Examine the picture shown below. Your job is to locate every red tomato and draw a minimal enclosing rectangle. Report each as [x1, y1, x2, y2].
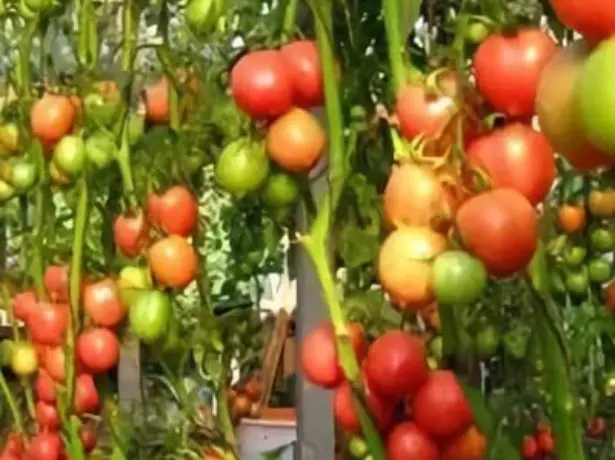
[348, 322, 368, 363]
[473, 28, 557, 118]
[466, 124, 556, 205]
[36, 401, 61, 430]
[75, 374, 100, 414]
[114, 211, 149, 258]
[28, 302, 70, 347]
[0, 454, 20, 460]
[3, 433, 25, 457]
[77, 328, 120, 374]
[12, 290, 37, 323]
[412, 370, 474, 439]
[536, 426, 554, 454]
[442, 425, 487, 460]
[455, 188, 538, 277]
[43, 265, 69, 303]
[144, 77, 170, 124]
[364, 330, 428, 400]
[35, 370, 57, 403]
[386, 422, 439, 460]
[587, 416, 606, 438]
[521, 435, 539, 458]
[79, 423, 97, 454]
[83, 278, 126, 327]
[150, 185, 199, 236]
[30, 93, 76, 145]
[550, 0, 615, 43]
[279, 40, 324, 108]
[148, 235, 197, 288]
[230, 50, 293, 119]
[333, 379, 394, 433]
[43, 346, 66, 383]
[27, 432, 63, 460]
[146, 193, 162, 224]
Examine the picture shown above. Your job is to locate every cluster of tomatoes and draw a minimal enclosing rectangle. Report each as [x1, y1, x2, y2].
[521, 425, 555, 460]
[214, 40, 326, 205]
[300, 323, 485, 459]
[227, 373, 263, 423]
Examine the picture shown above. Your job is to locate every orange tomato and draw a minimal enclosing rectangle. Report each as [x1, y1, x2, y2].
[266, 108, 325, 173]
[30, 93, 76, 144]
[144, 77, 170, 124]
[148, 235, 197, 288]
[557, 204, 586, 233]
[442, 425, 487, 460]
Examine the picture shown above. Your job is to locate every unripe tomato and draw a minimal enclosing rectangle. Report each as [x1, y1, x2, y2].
[0, 122, 20, 155]
[148, 235, 197, 288]
[590, 226, 615, 252]
[84, 278, 127, 327]
[9, 159, 37, 193]
[118, 265, 152, 307]
[52, 135, 86, 177]
[83, 81, 122, 128]
[129, 290, 171, 344]
[0, 179, 14, 202]
[588, 258, 612, 284]
[30, 93, 76, 144]
[185, 0, 221, 35]
[215, 138, 270, 198]
[11, 342, 38, 376]
[85, 129, 117, 170]
[261, 172, 300, 208]
[475, 325, 500, 359]
[432, 250, 487, 306]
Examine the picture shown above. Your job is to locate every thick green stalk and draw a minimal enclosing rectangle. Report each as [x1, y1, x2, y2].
[382, 0, 407, 91]
[31, 144, 48, 299]
[0, 372, 24, 433]
[282, 0, 300, 38]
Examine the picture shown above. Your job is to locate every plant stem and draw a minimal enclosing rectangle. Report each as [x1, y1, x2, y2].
[382, 0, 407, 92]
[217, 354, 238, 457]
[282, 0, 300, 39]
[31, 143, 48, 299]
[0, 371, 24, 433]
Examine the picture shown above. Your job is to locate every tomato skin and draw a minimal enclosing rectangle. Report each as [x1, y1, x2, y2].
[36, 400, 61, 430]
[364, 330, 428, 399]
[4, 433, 25, 457]
[557, 205, 586, 233]
[412, 370, 474, 439]
[44, 265, 70, 303]
[473, 28, 557, 118]
[521, 435, 539, 458]
[230, 50, 293, 119]
[550, 0, 615, 42]
[378, 227, 448, 310]
[590, 226, 615, 252]
[30, 93, 76, 144]
[113, 211, 149, 257]
[28, 302, 69, 346]
[144, 77, 170, 124]
[442, 425, 486, 460]
[79, 423, 98, 454]
[85, 129, 117, 170]
[475, 325, 500, 359]
[261, 172, 300, 207]
[27, 432, 63, 460]
[386, 422, 439, 460]
[43, 346, 67, 382]
[77, 328, 120, 374]
[432, 250, 487, 306]
[536, 428, 554, 454]
[215, 138, 270, 198]
[129, 290, 171, 344]
[10, 159, 38, 192]
[280, 40, 324, 108]
[456, 188, 538, 277]
[75, 373, 100, 414]
[587, 416, 606, 438]
[0, 122, 20, 155]
[117, 265, 152, 307]
[150, 185, 198, 237]
[52, 135, 86, 177]
[333, 380, 393, 433]
[467, 124, 555, 206]
[83, 278, 126, 327]
[300, 322, 343, 389]
[11, 342, 38, 376]
[266, 108, 325, 173]
[12, 290, 37, 323]
[588, 259, 611, 284]
[148, 235, 198, 288]
[35, 370, 56, 403]
[577, 38, 615, 154]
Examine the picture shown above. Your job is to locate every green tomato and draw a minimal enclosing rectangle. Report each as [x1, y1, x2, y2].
[589, 226, 615, 252]
[18, 0, 38, 19]
[0, 122, 20, 155]
[0, 179, 14, 202]
[84, 92, 122, 128]
[604, 371, 615, 397]
[53, 135, 86, 177]
[85, 130, 117, 170]
[0, 339, 14, 368]
[563, 244, 587, 266]
[118, 266, 152, 307]
[128, 113, 145, 146]
[432, 250, 487, 305]
[215, 138, 270, 198]
[588, 258, 612, 284]
[550, 270, 567, 296]
[576, 38, 615, 154]
[181, 149, 206, 175]
[185, 0, 221, 36]
[565, 267, 590, 296]
[9, 159, 37, 193]
[348, 437, 368, 458]
[466, 22, 490, 44]
[475, 325, 500, 359]
[502, 324, 530, 360]
[261, 172, 300, 208]
[129, 290, 171, 344]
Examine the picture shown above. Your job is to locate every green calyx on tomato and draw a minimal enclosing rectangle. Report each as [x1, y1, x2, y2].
[261, 172, 300, 208]
[185, 0, 222, 36]
[129, 289, 171, 344]
[0, 179, 14, 202]
[563, 244, 587, 267]
[589, 226, 615, 252]
[432, 250, 487, 306]
[475, 325, 500, 359]
[84, 91, 122, 128]
[588, 258, 612, 284]
[53, 135, 86, 177]
[565, 267, 590, 297]
[215, 138, 270, 198]
[85, 129, 117, 170]
[118, 266, 152, 307]
[9, 159, 37, 193]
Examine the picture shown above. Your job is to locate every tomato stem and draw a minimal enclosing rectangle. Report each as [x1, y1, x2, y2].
[0, 371, 24, 433]
[31, 143, 48, 299]
[382, 0, 409, 92]
[281, 0, 300, 39]
[217, 357, 239, 458]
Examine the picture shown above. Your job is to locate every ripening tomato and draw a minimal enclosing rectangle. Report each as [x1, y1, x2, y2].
[456, 189, 538, 277]
[521, 435, 539, 458]
[386, 422, 439, 460]
[75, 374, 100, 414]
[466, 124, 556, 206]
[30, 93, 76, 144]
[43, 346, 66, 382]
[536, 41, 614, 171]
[52, 135, 86, 177]
[442, 425, 486, 460]
[557, 205, 586, 233]
[27, 432, 63, 460]
[114, 211, 149, 257]
[148, 235, 197, 288]
[80, 423, 98, 454]
[280, 40, 324, 108]
[378, 227, 448, 310]
[83, 278, 126, 327]
[266, 108, 325, 173]
[77, 328, 120, 374]
[35, 370, 56, 403]
[230, 50, 293, 119]
[334, 379, 394, 433]
[149, 185, 198, 236]
[11, 342, 38, 376]
[412, 370, 474, 439]
[144, 77, 170, 124]
[473, 28, 557, 118]
[44, 265, 69, 303]
[28, 302, 69, 346]
[36, 401, 61, 430]
[364, 330, 428, 399]
[12, 290, 37, 323]
[550, 0, 615, 43]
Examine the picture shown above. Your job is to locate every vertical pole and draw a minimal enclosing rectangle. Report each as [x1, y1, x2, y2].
[118, 334, 142, 409]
